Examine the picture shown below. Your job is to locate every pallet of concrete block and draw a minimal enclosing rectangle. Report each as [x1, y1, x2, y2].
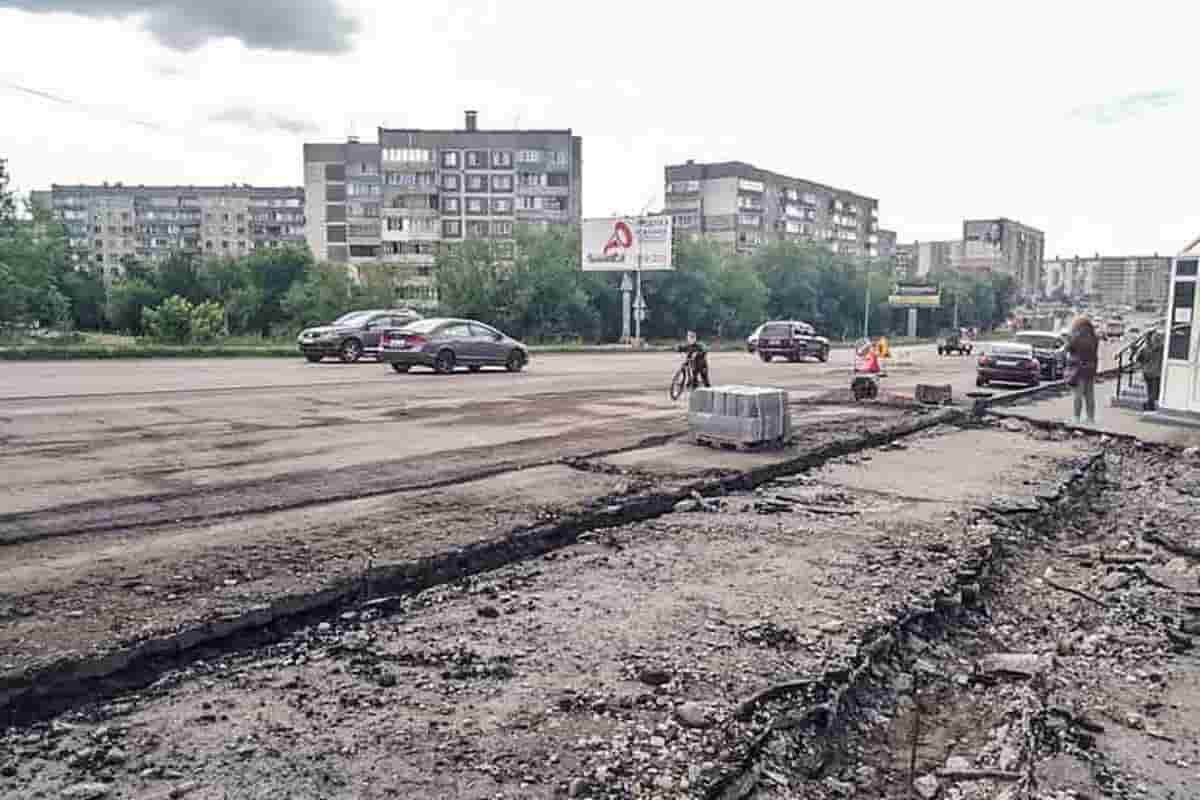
[915, 383, 953, 406]
[688, 385, 791, 450]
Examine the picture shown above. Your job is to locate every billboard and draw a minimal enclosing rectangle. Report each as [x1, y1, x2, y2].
[888, 283, 941, 307]
[582, 215, 674, 271]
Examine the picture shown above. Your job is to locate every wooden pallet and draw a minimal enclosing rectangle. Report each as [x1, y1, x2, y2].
[692, 433, 789, 452]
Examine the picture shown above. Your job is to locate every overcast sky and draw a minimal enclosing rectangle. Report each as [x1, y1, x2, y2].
[1, 0, 1197, 258]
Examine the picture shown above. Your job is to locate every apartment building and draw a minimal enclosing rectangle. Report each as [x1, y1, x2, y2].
[663, 161, 879, 257]
[304, 111, 583, 306]
[877, 229, 897, 261]
[959, 218, 1045, 296]
[32, 184, 305, 280]
[1044, 255, 1171, 309]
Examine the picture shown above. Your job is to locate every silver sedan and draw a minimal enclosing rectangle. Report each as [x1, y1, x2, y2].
[378, 317, 530, 374]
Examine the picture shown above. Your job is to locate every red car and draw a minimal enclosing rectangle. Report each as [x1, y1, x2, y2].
[977, 343, 1041, 388]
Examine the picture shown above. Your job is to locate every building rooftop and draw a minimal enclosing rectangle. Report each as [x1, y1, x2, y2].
[48, 184, 303, 194]
[665, 160, 877, 203]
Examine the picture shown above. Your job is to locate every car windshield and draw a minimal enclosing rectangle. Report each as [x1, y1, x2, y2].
[762, 323, 793, 337]
[332, 311, 372, 326]
[991, 344, 1033, 357]
[400, 318, 447, 334]
[1015, 334, 1061, 349]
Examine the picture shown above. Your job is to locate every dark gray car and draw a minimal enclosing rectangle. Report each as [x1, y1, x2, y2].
[297, 309, 422, 363]
[379, 317, 529, 374]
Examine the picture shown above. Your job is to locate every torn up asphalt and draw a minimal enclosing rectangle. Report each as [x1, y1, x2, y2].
[4, 419, 1152, 800]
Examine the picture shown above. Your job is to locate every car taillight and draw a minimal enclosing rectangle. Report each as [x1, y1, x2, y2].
[406, 335, 427, 348]
[380, 331, 390, 346]
[1026, 359, 1039, 370]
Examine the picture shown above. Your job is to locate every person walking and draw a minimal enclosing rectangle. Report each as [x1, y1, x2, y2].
[1065, 316, 1100, 425]
[1137, 329, 1164, 411]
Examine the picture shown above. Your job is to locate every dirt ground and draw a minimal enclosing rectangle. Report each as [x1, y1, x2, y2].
[0, 424, 1101, 800]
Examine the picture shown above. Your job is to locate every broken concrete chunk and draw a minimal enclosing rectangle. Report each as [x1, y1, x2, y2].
[978, 653, 1050, 678]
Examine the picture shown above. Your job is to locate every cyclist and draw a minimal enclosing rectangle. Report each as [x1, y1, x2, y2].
[677, 330, 711, 388]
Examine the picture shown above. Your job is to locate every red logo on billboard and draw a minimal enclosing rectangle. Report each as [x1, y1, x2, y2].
[602, 221, 634, 258]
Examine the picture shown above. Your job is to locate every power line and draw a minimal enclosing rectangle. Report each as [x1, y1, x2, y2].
[0, 76, 167, 133]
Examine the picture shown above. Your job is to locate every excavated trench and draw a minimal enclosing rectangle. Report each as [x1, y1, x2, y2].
[705, 435, 1200, 800]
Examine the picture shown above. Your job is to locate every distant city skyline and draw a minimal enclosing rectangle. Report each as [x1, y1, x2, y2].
[2, 0, 1198, 257]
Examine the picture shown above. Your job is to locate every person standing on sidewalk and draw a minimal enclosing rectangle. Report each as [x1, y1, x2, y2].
[1137, 329, 1164, 411]
[1065, 316, 1100, 425]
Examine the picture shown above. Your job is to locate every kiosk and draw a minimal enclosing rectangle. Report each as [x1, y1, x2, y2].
[1158, 236, 1200, 417]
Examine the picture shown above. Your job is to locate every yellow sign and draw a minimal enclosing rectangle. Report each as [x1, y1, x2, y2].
[889, 283, 941, 307]
[878, 337, 890, 358]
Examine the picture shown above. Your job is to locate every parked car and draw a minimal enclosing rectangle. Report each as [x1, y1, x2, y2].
[754, 320, 830, 363]
[937, 330, 973, 356]
[977, 342, 1041, 388]
[379, 317, 529, 374]
[746, 323, 765, 354]
[1013, 331, 1068, 380]
[298, 309, 422, 363]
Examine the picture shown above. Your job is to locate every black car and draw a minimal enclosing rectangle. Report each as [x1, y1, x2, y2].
[379, 317, 529, 374]
[754, 320, 830, 363]
[937, 331, 973, 356]
[977, 343, 1041, 388]
[1013, 331, 1067, 380]
[297, 309, 422, 363]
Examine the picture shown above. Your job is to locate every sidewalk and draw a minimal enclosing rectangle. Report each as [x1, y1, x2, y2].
[991, 379, 1200, 447]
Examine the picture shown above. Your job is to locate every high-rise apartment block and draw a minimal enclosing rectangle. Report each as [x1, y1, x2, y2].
[1044, 255, 1170, 310]
[958, 218, 1045, 295]
[31, 184, 305, 280]
[663, 161, 879, 257]
[304, 111, 583, 305]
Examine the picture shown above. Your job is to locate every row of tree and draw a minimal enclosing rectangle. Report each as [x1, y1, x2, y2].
[3, 158, 1015, 342]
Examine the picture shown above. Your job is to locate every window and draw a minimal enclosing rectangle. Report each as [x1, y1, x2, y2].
[491, 174, 514, 192]
[738, 178, 765, 193]
[492, 221, 513, 237]
[441, 174, 461, 191]
[347, 203, 380, 218]
[669, 180, 700, 193]
[382, 147, 431, 163]
[466, 221, 489, 238]
[1169, 278, 1195, 360]
[491, 198, 513, 214]
[517, 149, 541, 163]
[466, 198, 486, 214]
[518, 172, 546, 187]
[542, 197, 563, 212]
[546, 173, 569, 188]
[739, 214, 761, 226]
[349, 245, 378, 258]
[520, 196, 541, 210]
[348, 161, 379, 176]
[442, 197, 461, 213]
[386, 172, 417, 186]
[492, 150, 512, 168]
[466, 175, 487, 192]
[464, 151, 485, 168]
[442, 219, 462, 237]
[349, 223, 378, 237]
[802, 192, 818, 205]
[348, 183, 380, 197]
[548, 150, 568, 166]
[441, 151, 460, 168]
[672, 214, 697, 228]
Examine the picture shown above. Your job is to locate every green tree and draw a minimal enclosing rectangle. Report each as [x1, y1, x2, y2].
[282, 262, 356, 329]
[0, 158, 16, 235]
[241, 246, 313, 335]
[156, 252, 204, 303]
[106, 278, 164, 334]
[435, 239, 508, 324]
[142, 295, 194, 343]
[60, 268, 107, 330]
[189, 300, 225, 343]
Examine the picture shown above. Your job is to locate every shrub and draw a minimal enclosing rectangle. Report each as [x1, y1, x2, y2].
[142, 295, 193, 344]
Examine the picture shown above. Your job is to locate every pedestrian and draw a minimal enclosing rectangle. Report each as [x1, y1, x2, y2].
[1065, 315, 1100, 425]
[1137, 329, 1164, 411]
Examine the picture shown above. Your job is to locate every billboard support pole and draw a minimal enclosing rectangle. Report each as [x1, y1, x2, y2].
[862, 259, 871, 339]
[907, 308, 918, 338]
[634, 215, 643, 345]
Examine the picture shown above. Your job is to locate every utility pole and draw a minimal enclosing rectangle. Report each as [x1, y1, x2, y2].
[862, 257, 871, 339]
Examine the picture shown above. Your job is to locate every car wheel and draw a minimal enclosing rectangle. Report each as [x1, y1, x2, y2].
[505, 350, 526, 373]
[817, 347, 829, 363]
[434, 349, 456, 374]
[339, 338, 363, 363]
[391, 363, 410, 374]
[305, 354, 322, 363]
[937, 347, 944, 356]
[976, 377, 988, 387]
[760, 352, 772, 363]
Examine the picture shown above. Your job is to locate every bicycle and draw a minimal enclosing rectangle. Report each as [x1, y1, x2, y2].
[669, 352, 698, 401]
